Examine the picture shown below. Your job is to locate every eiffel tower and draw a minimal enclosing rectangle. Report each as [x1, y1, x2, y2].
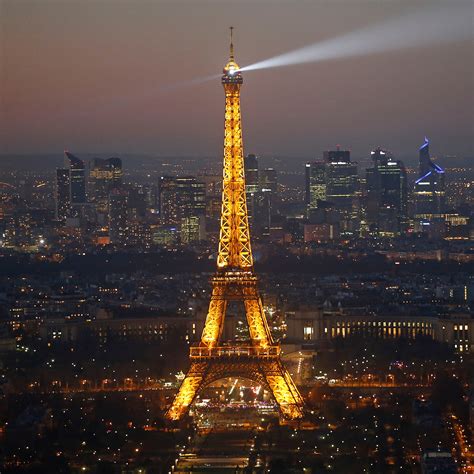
[166, 28, 304, 421]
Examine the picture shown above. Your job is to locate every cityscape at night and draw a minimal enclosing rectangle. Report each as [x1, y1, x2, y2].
[1, 1, 473, 473]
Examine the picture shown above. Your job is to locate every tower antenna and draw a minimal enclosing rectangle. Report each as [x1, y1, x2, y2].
[229, 26, 234, 60]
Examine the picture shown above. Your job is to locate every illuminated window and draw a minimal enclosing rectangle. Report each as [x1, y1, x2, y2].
[304, 326, 314, 340]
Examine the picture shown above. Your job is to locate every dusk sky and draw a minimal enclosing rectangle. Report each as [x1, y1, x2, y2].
[1, 0, 473, 160]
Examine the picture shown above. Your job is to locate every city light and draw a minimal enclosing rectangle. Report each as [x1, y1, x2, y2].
[1, 3, 472, 473]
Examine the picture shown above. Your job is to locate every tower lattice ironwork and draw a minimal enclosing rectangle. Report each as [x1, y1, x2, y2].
[166, 28, 304, 421]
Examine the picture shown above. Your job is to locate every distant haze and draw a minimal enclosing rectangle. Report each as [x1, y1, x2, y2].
[1, 0, 473, 161]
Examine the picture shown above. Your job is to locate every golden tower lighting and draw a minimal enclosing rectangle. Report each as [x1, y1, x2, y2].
[166, 28, 304, 421]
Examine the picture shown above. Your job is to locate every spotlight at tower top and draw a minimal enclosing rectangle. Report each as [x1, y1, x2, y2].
[222, 27, 242, 82]
[239, 4, 472, 74]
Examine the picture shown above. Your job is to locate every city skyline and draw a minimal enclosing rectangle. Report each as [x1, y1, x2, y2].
[1, 3, 474, 472]
[2, 0, 473, 159]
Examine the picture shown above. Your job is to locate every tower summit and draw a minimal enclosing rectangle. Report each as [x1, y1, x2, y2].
[166, 30, 304, 421]
[222, 26, 241, 80]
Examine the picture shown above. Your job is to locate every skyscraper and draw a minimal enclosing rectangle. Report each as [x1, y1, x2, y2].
[414, 137, 446, 219]
[89, 157, 123, 208]
[64, 151, 86, 205]
[55, 168, 70, 222]
[244, 163, 278, 238]
[324, 147, 358, 211]
[55, 151, 86, 222]
[305, 161, 327, 209]
[244, 154, 259, 194]
[366, 148, 408, 236]
[127, 185, 147, 220]
[158, 176, 206, 225]
[244, 154, 259, 231]
[251, 189, 272, 237]
[258, 167, 278, 235]
[244, 155, 277, 237]
[324, 148, 351, 164]
[419, 137, 432, 175]
[109, 189, 128, 244]
[180, 216, 206, 244]
[260, 168, 277, 195]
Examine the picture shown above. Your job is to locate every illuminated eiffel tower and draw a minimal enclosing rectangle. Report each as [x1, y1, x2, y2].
[166, 28, 304, 421]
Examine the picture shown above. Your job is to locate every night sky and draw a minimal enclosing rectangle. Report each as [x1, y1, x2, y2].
[2, 0, 473, 160]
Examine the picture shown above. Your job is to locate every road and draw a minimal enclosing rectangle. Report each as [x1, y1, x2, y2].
[174, 426, 258, 473]
[449, 413, 474, 473]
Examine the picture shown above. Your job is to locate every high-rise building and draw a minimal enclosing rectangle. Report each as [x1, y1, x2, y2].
[365, 148, 408, 236]
[414, 137, 446, 219]
[315, 147, 360, 236]
[55, 168, 70, 222]
[64, 151, 86, 205]
[260, 168, 277, 195]
[419, 137, 432, 175]
[127, 185, 147, 220]
[109, 189, 128, 244]
[251, 189, 272, 237]
[125, 220, 152, 248]
[180, 216, 206, 244]
[243, 161, 278, 238]
[55, 151, 87, 222]
[324, 148, 351, 164]
[198, 174, 222, 233]
[158, 176, 206, 225]
[152, 225, 179, 246]
[244, 154, 259, 233]
[305, 161, 327, 209]
[198, 173, 222, 198]
[89, 157, 123, 208]
[256, 167, 278, 236]
[244, 154, 259, 194]
[324, 147, 358, 211]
